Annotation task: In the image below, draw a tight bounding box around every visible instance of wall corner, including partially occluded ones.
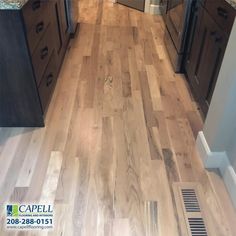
[196,131,236,208]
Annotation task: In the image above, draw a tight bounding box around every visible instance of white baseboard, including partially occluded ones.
[196,131,236,208]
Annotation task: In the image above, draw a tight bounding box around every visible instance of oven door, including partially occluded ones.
[160,0,168,14]
[166,0,191,53]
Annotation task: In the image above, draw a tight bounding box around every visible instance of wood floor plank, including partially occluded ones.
[16,128,46,187]
[95,117,115,220]
[72,157,90,235]
[55,109,92,203]
[113,106,145,236]
[83,178,99,236]
[0,128,12,156]
[112,218,131,236]
[139,71,156,127]
[128,48,140,91]
[0,128,25,191]
[40,151,63,203]
[147,160,179,236]
[0,128,32,205]
[146,65,162,111]
[144,201,158,236]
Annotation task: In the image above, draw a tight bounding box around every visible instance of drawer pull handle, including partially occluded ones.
[40,47,49,60]
[32,0,41,11]
[36,22,44,34]
[46,73,53,87]
[217,7,228,19]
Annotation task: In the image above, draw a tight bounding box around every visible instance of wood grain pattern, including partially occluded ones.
[144,201,158,236]
[0,0,236,235]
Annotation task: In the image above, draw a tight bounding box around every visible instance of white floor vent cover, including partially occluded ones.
[182,189,201,213]
[173,183,210,236]
[188,217,207,236]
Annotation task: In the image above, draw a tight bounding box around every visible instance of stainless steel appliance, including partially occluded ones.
[117,0,145,12]
[65,0,79,36]
[160,0,168,20]
[164,0,195,72]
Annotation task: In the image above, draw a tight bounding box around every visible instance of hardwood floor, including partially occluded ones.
[0,0,236,235]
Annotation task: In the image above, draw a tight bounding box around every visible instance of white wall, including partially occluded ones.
[196,18,236,207]
[203,18,236,168]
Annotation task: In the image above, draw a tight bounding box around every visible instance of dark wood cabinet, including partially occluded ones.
[185,5,228,115]
[38,51,58,112]
[0,10,44,127]
[0,0,70,127]
[194,11,227,106]
[58,0,69,37]
[52,0,69,62]
[185,0,235,116]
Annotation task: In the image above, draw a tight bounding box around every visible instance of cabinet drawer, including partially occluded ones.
[205,0,235,34]
[38,51,57,112]
[32,24,54,85]
[27,7,51,54]
[22,0,49,33]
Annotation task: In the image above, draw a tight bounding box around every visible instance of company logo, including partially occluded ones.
[6,205,19,217]
[5,204,54,230]
[6,204,53,217]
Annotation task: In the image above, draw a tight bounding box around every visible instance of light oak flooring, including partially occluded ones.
[1,0,236,235]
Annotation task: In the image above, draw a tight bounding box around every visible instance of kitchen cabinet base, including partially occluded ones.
[0,0,71,127]
[164,29,183,73]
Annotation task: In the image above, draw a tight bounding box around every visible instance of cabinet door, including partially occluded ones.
[196,13,227,105]
[185,8,228,116]
[185,2,204,71]
[51,1,63,54]
[166,0,188,52]
[58,0,69,41]
[51,0,69,65]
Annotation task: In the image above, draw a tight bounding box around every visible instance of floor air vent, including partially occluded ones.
[182,189,201,213]
[173,183,210,236]
[188,218,208,236]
